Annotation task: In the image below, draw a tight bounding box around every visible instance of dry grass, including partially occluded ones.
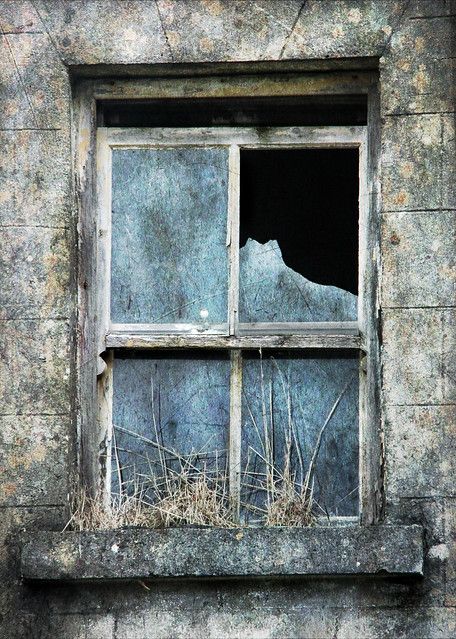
[66,455,234,531]
[67,360,353,531]
[144,469,235,528]
[64,484,151,531]
[265,487,314,527]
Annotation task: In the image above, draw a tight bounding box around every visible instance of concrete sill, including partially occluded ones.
[21,525,423,582]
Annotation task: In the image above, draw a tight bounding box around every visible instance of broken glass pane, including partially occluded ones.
[239,148,358,323]
[111,147,229,325]
[239,239,357,323]
[111,352,230,498]
[241,351,359,524]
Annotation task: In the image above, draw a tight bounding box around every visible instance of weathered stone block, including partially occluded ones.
[0,505,67,639]
[0,415,71,506]
[0,319,71,414]
[45,613,115,639]
[20,526,424,581]
[0,1,43,33]
[0,33,69,129]
[36,0,170,65]
[442,308,456,403]
[282,0,405,60]
[381,210,456,308]
[407,0,456,17]
[381,14,455,115]
[385,498,447,606]
[156,0,303,63]
[0,35,33,129]
[382,115,442,211]
[386,499,445,547]
[384,405,455,498]
[0,130,71,227]
[0,227,72,320]
[204,609,335,639]
[337,606,456,639]
[382,309,454,405]
[442,114,455,210]
[444,498,456,606]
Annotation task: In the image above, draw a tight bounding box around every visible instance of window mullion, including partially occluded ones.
[229,349,243,522]
[228,144,240,337]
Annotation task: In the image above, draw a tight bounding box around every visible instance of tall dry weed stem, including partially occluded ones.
[67,358,352,531]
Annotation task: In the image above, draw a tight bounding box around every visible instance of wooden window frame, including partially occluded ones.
[73,71,382,525]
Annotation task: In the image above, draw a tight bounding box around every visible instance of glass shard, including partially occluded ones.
[239,239,357,323]
[241,351,359,523]
[111,147,229,325]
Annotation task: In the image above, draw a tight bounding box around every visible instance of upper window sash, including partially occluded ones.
[97,126,368,352]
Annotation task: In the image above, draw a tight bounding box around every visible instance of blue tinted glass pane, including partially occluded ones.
[111,148,229,324]
[241,351,359,523]
[112,352,230,495]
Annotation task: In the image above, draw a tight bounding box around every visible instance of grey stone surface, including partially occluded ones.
[381,210,456,308]
[0,415,70,506]
[0,226,71,320]
[0,33,69,129]
[21,526,424,581]
[336,606,456,639]
[282,0,406,60]
[384,405,456,498]
[442,114,456,210]
[0,130,71,227]
[0,319,71,414]
[0,1,43,33]
[382,308,454,405]
[35,0,171,65]
[156,0,304,63]
[45,614,116,639]
[381,114,443,211]
[381,13,455,115]
[114,607,335,639]
[444,498,456,606]
[0,505,68,639]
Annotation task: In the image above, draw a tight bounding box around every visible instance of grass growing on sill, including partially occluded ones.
[66,362,355,532]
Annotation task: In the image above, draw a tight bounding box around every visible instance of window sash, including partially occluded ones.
[97,125,368,349]
[96,124,368,522]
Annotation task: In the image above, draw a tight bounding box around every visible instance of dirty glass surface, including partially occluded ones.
[239,239,357,323]
[111,351,230,495]
[111,147,229,325]
[241,351,359,522]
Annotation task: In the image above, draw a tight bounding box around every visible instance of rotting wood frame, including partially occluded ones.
[73,69,382,526]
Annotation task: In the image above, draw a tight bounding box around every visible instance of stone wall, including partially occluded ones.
[0,1,454,637]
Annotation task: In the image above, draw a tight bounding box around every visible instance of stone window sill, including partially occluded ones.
[21,525,423,582]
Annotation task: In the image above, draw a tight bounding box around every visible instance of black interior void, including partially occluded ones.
[239,148,359,295]
[98,95,367,127]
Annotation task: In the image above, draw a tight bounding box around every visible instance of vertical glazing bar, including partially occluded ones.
[98,350,114,508]
[96,128,113,503]
[358,129,369,522]
[96,128,112,361]
[228,144,240,336]
[229,349,243,522]
[358,130,369,333]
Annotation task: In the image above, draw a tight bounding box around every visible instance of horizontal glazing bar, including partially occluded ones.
[106,332,362,350]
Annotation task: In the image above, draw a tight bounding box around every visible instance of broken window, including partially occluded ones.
[98,124,367,526]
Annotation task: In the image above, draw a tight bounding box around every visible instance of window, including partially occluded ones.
[94,120,369,527]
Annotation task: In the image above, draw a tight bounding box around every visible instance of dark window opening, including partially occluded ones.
[98,95,367,127]
[240,148,359,296]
